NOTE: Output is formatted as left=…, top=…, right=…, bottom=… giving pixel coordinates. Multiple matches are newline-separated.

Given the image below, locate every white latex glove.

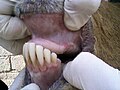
left=0, top=0, right=31, bottom=55
left=21, top=83, right=40, bottom=90
left=9, top=69, right=40, bottom=90
left=63, top=52, right=120, bottom=90
left=0, top=0, right=15, bottom=15
left=64, top=0, right=101, bottom=31
left=9, top=68, right=26, bottom=90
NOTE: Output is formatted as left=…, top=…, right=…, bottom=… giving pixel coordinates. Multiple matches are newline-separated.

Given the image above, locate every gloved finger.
left=0, top=0, right=16, bottom=15
left=0, top=36, right=31, bottom=55
left=64, top=0, right=101, bottom=31
left=0, top=15, right=31, bottom=40
left=21, top=83, right=40, bottom=90
left=9, top=68, right=26, bottom=90
left=63, top=61, right=83, bottom=90
left=63, top=52, right=120, bottom=90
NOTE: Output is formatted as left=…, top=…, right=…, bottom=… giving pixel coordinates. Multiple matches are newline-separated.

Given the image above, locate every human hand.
left=0, top=0, right=31, bottom=55
left=64, top=0, right=101, bottom=31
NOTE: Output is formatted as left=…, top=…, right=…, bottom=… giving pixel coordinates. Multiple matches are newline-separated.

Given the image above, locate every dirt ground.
left=93, top=2, right=120, bottom=68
